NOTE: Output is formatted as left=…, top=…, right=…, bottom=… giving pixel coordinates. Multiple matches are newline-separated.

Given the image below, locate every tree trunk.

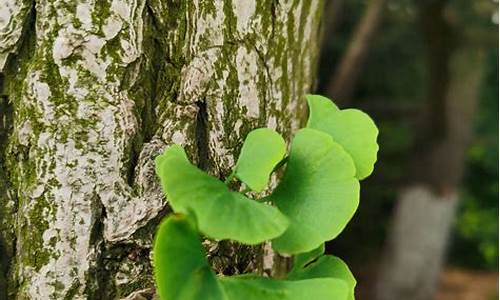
left=325, top=0, right=386, bottom=105
left=375, top=34, right=486, bottom=300
left=322, top=0, right=344, bottom=42
left=0, top=1, right=324, bottom=299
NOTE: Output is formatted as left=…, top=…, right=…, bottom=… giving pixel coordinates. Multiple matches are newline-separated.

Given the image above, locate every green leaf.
left=290, top=244, right=325, bottom=273
left=220, top=276, right=349, bottom=300
left=270, top=128, right=360, bottom=254
left=287, top=256, right=356, bottom=300
left=153, top=214, right=226, bottom=300
left=155, top=145, right=289, bottom=244
left=306, top=94, right=379, bottom=180
left=234, top=128, right=287, bottom=192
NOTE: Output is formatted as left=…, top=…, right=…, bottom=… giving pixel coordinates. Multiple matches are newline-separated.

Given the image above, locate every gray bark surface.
left=0, top=1, right=324, bottom=299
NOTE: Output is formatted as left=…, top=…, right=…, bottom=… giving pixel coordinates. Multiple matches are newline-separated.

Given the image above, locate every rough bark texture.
left=0, top=1, right=324, bottom=299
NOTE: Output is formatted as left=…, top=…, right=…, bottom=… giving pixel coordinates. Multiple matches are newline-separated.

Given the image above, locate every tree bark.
left=0, top=1, right=324, bottom=299
left=375, top=2, right=486, bottom=296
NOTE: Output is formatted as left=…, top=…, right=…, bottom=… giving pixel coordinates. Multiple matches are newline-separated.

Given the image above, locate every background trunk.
left=376, top=46, right=485, bottom=300
left=326, top=0, right=386, bottom=105
left=0, top=1, right=324, bottom=299
left=375, top=1, right=487, bottom=295
left=322, top=0, right=344, bottom=42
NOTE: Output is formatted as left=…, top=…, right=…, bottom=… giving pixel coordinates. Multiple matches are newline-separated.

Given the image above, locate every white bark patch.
left=76, top=3, right=92, bottom=26
left=232, top=0, right=256, bottom=34
left=262, top=241, right=275, bottom=273
left=28, top=72, right=55, bottom=121
left=190, top=1, right=225, bottom=53
left=179, top=48, right=222, bottom=103
left=267, top=116, right=277, bottom=130
left=103, top=16, right=123, bottom=40
left=234, top=119, right=243, bottom=134
left=172, top=131, right=187, bottom=144
left=120, top=288, right=155, bottom=300
left=112, top=0, right=131, bottom=20
left=60, top=66, right=89, bottom=100
left=0, top=0, right=31, bottom=71
left=236, top=46, right=260, bottom=119
left=207, top=66, right=234, bottom=169
left=52, top=27, right=81, bottom=62
left=17, top=120, right=32, bottom=146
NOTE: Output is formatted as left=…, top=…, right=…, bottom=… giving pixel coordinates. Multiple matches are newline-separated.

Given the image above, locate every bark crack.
left=86, top=200, right=109, bottom=300
left=0, top=95, right=14, bottom=300
left=125, top=4, right=166, bottom=190
left=195, top=99, right=210, bottom=171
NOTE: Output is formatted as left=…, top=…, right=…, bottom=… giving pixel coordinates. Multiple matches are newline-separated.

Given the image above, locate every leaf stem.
left=224, top=171, right=236, bottom=185
left=240, top=187, right=252, bottom=194
left=273, top=156, right=289, bottom=172
left=256, top=196, right=271, bottom=202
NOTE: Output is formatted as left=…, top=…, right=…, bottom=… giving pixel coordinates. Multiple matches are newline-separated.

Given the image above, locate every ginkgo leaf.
left=306, top=94, right=379, bottom=180
left=220, top=276, right=349, bottom=300
left=155, top=145, right=289, bottom=245
left=287, top=255, right=356, bottom=300
left=152, top=215, right=351, bottom=300
left=270, top=128, right=360, bottom=254
left=153, top=214, right=227, bottom=300
left=233, top=128, right=287, bottom=192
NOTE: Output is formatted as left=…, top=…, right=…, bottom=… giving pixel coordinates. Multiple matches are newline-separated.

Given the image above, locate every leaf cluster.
left=153, top=95, right=379, bottom=300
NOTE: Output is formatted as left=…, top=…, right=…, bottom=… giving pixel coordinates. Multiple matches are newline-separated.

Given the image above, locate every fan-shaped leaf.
left=288, top=255, right=356, bottom=300
left=155, top=145, right=289, bottom=245
left=234, top=128, right=287, bottom=192
left=306, top=94, right=379, bottom=180
left=220, top=276, right=349, bottom=300
left=153, top=214, right=226, bottom=300
left=270, top=128, right=360, bottom=254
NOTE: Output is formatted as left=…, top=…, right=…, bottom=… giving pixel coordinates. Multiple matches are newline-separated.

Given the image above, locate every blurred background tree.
left=316, top=0, right=498, bottom=299
left=451, top=50, right=499, bottom=270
